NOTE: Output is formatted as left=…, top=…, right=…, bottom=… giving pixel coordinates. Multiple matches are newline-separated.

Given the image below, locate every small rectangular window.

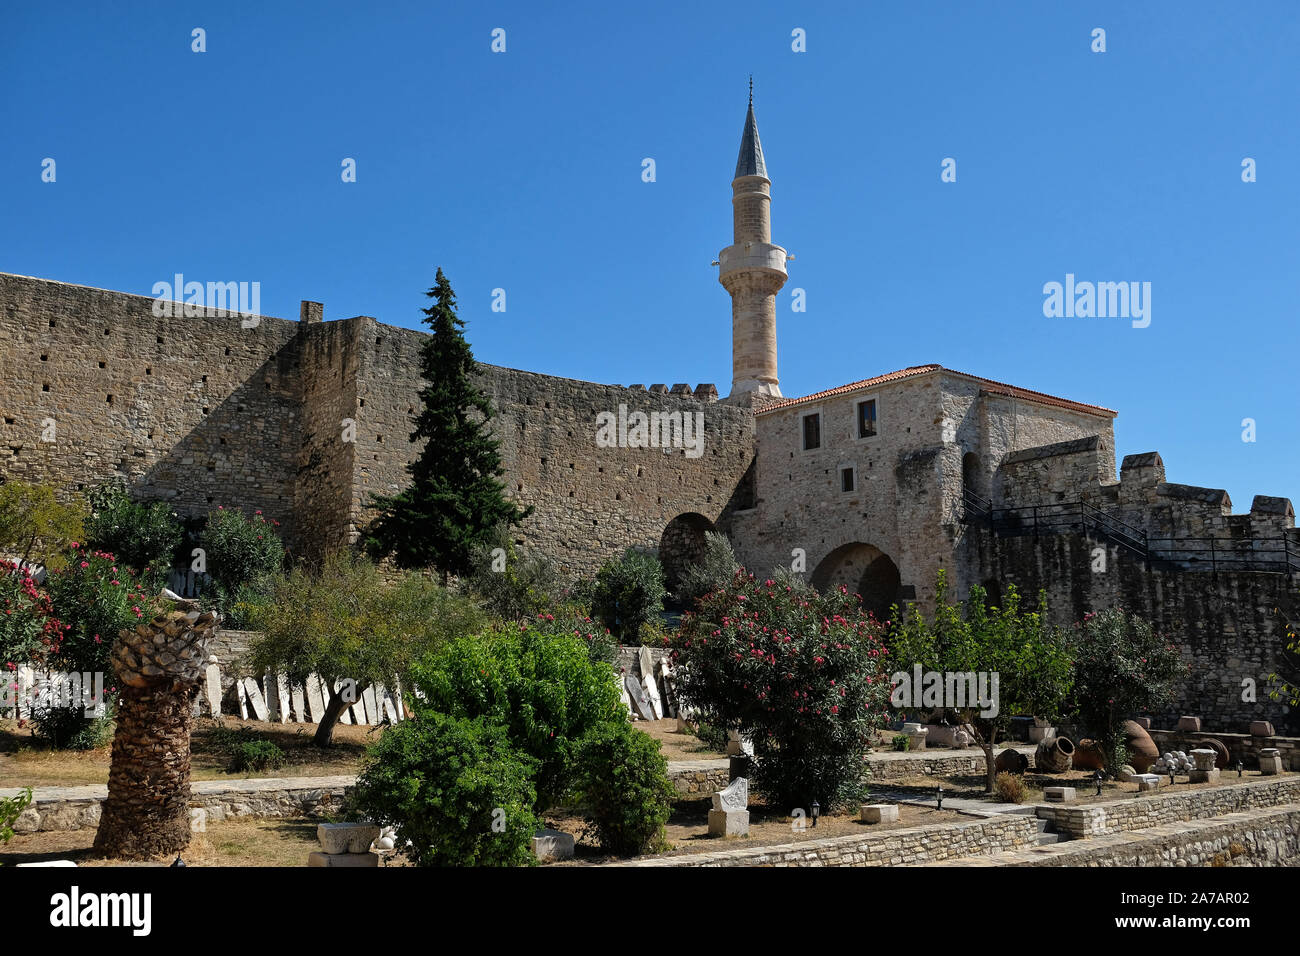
left=841, top=467, right=855, bottom=492
left=857, top=399, right=877, bottom=438
left=802, top=413, right=821, bottom=450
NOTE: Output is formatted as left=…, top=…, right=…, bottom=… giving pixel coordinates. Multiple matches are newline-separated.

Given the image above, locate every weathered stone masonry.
left=0, top=272, right=755, bottom=575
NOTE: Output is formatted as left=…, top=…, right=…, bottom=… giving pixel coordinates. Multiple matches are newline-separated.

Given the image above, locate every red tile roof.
left=757, top=365, right=1117, bottom=418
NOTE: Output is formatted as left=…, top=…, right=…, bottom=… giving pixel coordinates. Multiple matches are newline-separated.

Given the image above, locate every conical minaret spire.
left=718, top=83, right=788, bottom=399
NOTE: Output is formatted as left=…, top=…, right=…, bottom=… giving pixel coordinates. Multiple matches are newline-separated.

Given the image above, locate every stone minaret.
left=718, top=82, right=788, bottom=399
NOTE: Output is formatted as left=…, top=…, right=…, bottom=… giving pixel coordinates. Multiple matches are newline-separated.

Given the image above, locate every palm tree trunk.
left=93, top=682, right=198, bottom=857
left=92, top=606, right=218, bottom=860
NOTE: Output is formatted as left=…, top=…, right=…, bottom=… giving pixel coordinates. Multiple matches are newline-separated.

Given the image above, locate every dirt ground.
left=547, top=798, right=971, bottom=864
left=0, top=818, right=416, bottom=867
left=0, top=717, right=379, bottom=788
left=883, top=765, right=1293, bottom=805
left=632, top=718, right=728, bottom=760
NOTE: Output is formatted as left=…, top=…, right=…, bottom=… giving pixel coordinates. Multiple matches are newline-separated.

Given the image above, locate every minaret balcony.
left=717, top=242, right=788, bottom=286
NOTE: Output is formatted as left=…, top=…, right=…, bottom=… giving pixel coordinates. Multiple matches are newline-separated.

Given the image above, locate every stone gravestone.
left=243, top=676, right=270, bottom=723
left=709, top=777, right=750, bottom=837
left=657, top=656, right=677, bottom=718
left=624, top=674, right=655, bottom=721
left=204, top=656, right=222, bottom=718
left=242, top=678, right=269, bottom=721
left=276, top=673, right=292, bottom=723
left=362, top=685, right=380, bottom=725
left=305, top=674, right=325, bottom=723
left=641, top=672, right=663, bottom=720
left=235, top=680, right=249, bottom=719
left=290, top=681, right=307, bottom=723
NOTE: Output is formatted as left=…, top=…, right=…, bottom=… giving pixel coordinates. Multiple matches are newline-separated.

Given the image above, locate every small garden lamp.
left=1094, top=770, right=1103, bottom=796
left=810, top=800, right=820, bottom=827
left=1169, top=766, right=1176, bottom=785
left=170, top=855, right=185, bottom=868
left=1235, top=759, right=1244, bottom=778
left=936, top=784, right=944, bottom=811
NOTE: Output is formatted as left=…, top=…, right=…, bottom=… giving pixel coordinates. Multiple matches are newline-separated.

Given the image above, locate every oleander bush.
left=670, top=569, right=893, bottom=812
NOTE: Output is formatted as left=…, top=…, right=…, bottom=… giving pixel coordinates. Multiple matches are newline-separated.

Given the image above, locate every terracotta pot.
left=1072, top=739, right=1106, bottom=771
left=995, top=748, right=1029, bottom=775
left=1034, top=736, right=1075, bottom=774
left=1196, top=737, right=1231, bottom=769
left=1122, top=719, right=1159, bottom=772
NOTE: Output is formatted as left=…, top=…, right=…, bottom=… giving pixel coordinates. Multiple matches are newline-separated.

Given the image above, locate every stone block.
left=1249, top=721, right=1275, bottom=737
left=1258, top=749, right=1283, bottom=775
left=530, top=828, right=575, bottom=862
left=1177, top=716, right=1201, bottom=732
left=1190, top=748, right=1217, bottom=771
left=708, top=808, right=750, bottom=837
left=317, top=822, right=380, bottom=854
left=1043, top=787, right=1077, bottom=802
left=1134, top=717, right=1152, bottom=730
left=1188, top=768, right=1221, bottom=784
left=860, top=804, right=899, bottom=824
left=1134, top=774, right=1162, bottom=791
left=15, top=860, right=77, bottom=867
left=307, top=851, right=379, bottom=867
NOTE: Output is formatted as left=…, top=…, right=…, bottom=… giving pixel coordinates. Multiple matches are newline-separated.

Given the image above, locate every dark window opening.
left=841, top=467, right=855, bottom=492
left=857, top=399, right=877, bottom=438
left=802, top=413, right=821, bottom=450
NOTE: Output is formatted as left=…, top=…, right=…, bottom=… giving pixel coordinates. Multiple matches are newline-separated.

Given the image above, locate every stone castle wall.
left=0, top=273, right=305, bottom=543
left=0, top=272, right=754, bottom=574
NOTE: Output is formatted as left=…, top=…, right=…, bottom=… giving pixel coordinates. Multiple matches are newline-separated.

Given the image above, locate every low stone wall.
left=667, top=760, right=730, bottom=799
left=209, top=629, right=258, bottom=692
left=617, top=813, right=1040, bottom=867
left=7, top=775, right=354, bottom=834
left=1149, top=729, right=1299, bottom=771
left=1019, top=805, right=1300, bottom=867
left=614, top=645, right=667, bottom=679
left=866, top=751, right=991, bottom=781
left=1035, top=776, right=1300, bottom=839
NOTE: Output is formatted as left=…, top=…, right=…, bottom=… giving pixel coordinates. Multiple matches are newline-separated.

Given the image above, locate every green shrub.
left=574, top=721, right=674, bottom=856
left=670, top=569, right=893, bottom=812
left=83, top=479, right=182, bottom=587
left=463, top=526, right=563, bottom=624
left=411, top=627, right=622, bottom=811
left=1, top=787, right=33, bottom=845
left=590, top=549, right=667, bottom=643
left=1068, top=608, right=1186, bottom=772
left=30, top=707, right=114, bottom=751
left=675, top=531, right=740, bottom=607
left=693, top=721, right=730, bottom=753
left=0, top=481, right=85, bottom=570
left=993, top=771, right=1027, bottom=804
left=352, top=712, right=540, bottom=867
left=229, top=739, right=286, bottom=773
left=891, top=732, right=910, bottom=752
left=198, top=507, right=285, bottom=596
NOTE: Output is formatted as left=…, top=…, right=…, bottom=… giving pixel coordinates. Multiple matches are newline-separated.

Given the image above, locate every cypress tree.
left=365, top=269, right=529, bottom=580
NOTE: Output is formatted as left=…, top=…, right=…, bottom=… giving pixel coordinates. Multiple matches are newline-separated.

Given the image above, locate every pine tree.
left=365, top=270, right=529, bottom=580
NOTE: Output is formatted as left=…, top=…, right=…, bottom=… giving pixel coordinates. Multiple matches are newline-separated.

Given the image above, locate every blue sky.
left=2, top=2, right=1297, bottom=509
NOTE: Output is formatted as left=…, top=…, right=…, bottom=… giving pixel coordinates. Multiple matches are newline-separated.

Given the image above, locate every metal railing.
left=961, top=492, right=1300, bottom=575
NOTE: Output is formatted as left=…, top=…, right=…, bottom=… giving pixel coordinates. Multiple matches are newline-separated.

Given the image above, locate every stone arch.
left=810, top=542, right=902, bottom=621
left=659, top=512, right=715, bottom=595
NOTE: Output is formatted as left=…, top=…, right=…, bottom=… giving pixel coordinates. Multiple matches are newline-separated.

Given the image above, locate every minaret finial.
left=748, top=75, right=753, bottom=107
